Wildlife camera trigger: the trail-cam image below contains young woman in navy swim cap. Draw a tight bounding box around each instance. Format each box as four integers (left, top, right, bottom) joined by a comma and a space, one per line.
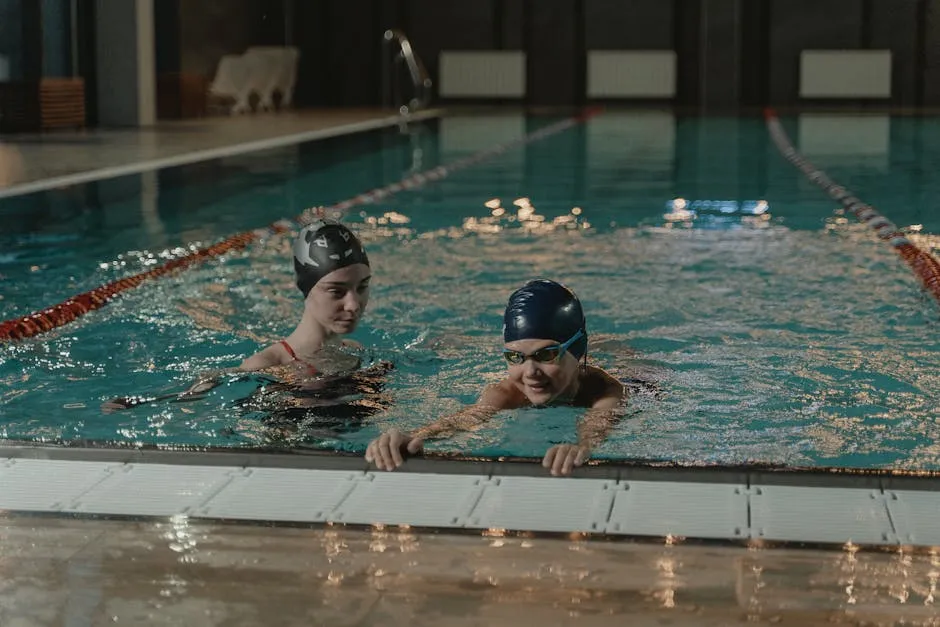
102, 218, 373, 411
366, 279, 625, 476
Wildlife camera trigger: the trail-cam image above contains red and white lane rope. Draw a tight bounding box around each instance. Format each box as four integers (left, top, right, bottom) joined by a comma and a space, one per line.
0, 109, 601, 341
764, 107, 940, 306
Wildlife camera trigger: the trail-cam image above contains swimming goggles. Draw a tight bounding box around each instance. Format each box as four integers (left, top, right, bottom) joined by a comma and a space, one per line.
503, 329, 584, 365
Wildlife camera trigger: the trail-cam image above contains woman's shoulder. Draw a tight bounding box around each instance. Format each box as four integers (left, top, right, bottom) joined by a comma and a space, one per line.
587, 363, 665, 401
583, 365, 623, 388
573, 365, 623, 406
240, 342, 293, 371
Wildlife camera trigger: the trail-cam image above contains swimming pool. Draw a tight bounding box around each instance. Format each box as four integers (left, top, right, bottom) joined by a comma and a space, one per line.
1, 110, 938, 472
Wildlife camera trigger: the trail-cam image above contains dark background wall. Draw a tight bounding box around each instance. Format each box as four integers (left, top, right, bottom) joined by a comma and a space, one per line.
0, 0, 24, 80
36, 0, 940, 122
2, 0, 74, 81
763, 0, 922, 108
179, 1, 285, 78
283, 0, 940, 110
155, 0, 286, 79
40, 0, 70, 77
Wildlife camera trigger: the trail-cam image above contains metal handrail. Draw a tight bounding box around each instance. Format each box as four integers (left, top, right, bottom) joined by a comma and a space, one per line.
382, 29, 432, 115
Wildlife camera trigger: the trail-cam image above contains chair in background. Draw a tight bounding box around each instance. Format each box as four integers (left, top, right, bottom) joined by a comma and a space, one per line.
207, 47, 300, 115
246, 46, 300, 111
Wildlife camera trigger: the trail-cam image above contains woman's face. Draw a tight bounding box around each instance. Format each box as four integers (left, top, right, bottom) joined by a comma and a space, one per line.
503, 338, 580, 406
306, 264, 371, 335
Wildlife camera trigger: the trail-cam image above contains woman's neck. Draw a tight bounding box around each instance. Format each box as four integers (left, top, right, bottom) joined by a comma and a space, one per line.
284, 315, 333, 358
552, 373, 582, 406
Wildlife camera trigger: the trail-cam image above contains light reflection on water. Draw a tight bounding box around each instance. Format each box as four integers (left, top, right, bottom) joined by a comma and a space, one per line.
1, 205, 937, 470
0, 114, 938, 472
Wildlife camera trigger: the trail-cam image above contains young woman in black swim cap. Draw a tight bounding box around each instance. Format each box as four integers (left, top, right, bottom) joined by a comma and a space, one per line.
239, 217, 372, 373
366, 279, 625, 476
102, 218, 373, 411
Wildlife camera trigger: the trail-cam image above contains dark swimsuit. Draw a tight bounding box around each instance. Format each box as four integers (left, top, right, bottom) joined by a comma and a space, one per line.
238, 340, 393, 435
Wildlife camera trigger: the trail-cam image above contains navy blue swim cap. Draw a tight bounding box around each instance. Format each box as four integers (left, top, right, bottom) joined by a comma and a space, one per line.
293, 219, 369, 297
503, 279, 588, 359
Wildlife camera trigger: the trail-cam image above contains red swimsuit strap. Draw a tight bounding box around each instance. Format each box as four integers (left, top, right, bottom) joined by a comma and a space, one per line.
279, 339, 318, 375
280, 339, 298, 360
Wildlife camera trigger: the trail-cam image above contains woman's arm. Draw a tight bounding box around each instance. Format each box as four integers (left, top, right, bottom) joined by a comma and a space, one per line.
542, 370, 626, 476
101, 345, 284, 413
411, 385, 508, 440
576, 373, 626, 448
575, 406, 625, 450
365, 382, 518, 470
100, 367, 238, 413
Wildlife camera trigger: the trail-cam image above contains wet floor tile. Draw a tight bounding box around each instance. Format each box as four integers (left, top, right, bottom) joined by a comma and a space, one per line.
1, 516, 939, 626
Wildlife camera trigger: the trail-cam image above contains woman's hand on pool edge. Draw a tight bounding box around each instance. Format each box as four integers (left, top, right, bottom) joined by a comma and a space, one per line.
542, 444, 590, 476
365, 428, 425, 471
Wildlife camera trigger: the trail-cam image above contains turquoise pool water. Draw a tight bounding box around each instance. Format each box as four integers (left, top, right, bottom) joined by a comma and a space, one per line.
1, 111, 938, 470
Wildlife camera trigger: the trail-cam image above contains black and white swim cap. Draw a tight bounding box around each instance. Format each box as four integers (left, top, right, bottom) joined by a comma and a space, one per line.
293, 219, 370, 297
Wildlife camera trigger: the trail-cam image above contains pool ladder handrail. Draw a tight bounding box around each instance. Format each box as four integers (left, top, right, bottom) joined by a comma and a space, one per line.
382, 29, 432, 115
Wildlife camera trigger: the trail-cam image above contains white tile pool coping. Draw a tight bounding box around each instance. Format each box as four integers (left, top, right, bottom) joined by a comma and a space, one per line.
1, 446, 938, 549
